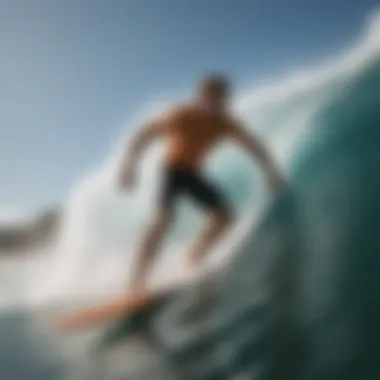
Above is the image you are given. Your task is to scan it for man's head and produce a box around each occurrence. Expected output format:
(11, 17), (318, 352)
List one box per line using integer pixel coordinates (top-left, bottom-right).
(197, 74), (230, 109)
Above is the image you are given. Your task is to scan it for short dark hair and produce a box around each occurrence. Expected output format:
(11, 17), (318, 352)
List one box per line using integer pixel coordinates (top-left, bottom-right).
(198, 73), (230, 97)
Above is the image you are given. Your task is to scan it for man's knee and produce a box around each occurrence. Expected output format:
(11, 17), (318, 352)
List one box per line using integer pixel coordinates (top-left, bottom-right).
(151, 207), (173, 230)
(212, 206), (234, 228)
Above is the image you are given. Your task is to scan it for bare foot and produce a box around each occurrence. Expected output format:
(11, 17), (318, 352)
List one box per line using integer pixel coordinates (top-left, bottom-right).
(185, 253), (203, 270)
(128, 279), (149, 299)
(130, 284), (149, 296)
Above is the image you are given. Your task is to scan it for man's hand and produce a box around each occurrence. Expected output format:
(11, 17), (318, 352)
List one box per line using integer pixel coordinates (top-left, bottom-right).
(119, 165), (137, 191)
(117, 113), (170, 192)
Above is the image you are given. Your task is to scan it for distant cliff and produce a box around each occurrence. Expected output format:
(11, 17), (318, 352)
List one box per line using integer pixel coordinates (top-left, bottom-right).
(0, 207), (60, 252)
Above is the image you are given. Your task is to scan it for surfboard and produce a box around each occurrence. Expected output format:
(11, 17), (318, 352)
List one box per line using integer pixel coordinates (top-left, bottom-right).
(54, 267), (200, 332)
(53, 292), (153, 331)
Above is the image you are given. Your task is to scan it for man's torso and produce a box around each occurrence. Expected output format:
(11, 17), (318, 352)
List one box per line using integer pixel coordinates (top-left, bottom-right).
(164, 103), (233, 168)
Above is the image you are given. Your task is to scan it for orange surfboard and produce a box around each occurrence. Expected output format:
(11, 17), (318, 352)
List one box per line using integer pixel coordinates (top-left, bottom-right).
(53, 292), (153, 331)
(54, 268), (199, 332)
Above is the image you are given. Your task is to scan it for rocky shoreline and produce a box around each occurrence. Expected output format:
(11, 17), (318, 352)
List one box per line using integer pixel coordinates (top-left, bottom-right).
(0, 208), (60, 252)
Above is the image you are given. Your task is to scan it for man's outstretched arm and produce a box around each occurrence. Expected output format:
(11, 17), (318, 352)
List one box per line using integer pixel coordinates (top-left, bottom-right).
(229, 121), (284, 192)
(118, 113), (169, 189)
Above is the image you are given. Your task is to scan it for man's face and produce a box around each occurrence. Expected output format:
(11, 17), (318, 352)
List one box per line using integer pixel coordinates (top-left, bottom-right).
(197, 76), (230, 108)
(200, 86), (229, 108)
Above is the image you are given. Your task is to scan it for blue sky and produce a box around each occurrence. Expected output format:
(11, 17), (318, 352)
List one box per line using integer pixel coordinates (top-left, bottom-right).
(0, 0), (378, 213)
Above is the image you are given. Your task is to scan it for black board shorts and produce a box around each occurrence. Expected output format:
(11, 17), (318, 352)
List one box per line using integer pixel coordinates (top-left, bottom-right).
(160, 164), (227, 212)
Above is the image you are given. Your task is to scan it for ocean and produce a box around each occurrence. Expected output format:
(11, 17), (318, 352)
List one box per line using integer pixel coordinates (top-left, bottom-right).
(1, 11), (380, 380)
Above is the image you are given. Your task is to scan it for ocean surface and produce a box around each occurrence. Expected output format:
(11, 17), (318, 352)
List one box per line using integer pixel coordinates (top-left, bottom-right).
(1, 11), (380, 380)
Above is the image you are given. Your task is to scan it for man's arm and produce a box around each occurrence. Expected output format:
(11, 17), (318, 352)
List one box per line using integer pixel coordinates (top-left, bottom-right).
(228, 120), (284, 191)
(118, 112), (170, 189)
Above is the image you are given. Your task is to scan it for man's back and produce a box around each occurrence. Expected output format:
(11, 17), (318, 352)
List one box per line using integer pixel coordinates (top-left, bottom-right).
(165, 103), (232, 168)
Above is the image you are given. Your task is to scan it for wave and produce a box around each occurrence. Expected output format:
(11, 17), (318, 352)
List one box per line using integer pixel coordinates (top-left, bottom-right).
(1, 9), (380, 380)
(1, 10), (380, 313)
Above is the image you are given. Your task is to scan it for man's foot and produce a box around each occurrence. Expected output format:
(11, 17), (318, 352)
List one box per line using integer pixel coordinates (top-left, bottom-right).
(185, 253), (203, 270)
(130, 280), (149, 295)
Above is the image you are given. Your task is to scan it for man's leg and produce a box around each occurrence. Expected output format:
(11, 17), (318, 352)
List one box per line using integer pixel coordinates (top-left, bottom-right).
(130, 206), (172, 291)
(184, 170), (234, 268)
(186, 206), (233, 267)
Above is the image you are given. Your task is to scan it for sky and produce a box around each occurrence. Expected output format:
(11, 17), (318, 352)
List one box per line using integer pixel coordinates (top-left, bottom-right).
(0, 0), (378, 215)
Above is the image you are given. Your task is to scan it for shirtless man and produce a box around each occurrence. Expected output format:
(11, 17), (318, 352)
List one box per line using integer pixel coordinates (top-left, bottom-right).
(119, 74), (283, 291)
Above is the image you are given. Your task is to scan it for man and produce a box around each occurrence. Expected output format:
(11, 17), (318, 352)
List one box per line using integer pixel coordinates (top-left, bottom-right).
(119, 74), (283, 292)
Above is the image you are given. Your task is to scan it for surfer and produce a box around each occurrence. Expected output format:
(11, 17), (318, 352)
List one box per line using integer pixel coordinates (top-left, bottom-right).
(119, 74), (283, 292)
